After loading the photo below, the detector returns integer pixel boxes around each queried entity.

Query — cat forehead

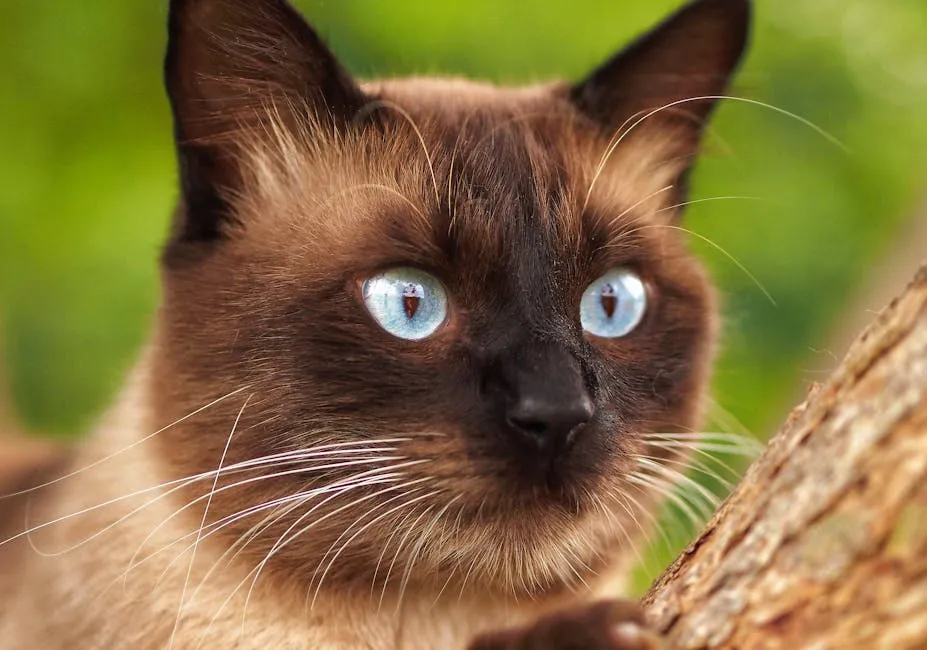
[365,76,686,200]
[230,77,685,277]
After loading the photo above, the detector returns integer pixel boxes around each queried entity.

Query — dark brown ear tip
[721,0,753,67]
[167,0,316,37]
[718,0,752,29]
[167,0,216,27]
[682,0,753,67]
[711,0,752,35]
[686,0,752,30]
[691,0,751,12]
[679,0,751,26]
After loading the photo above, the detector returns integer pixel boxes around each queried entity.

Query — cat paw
[468,599,665,650]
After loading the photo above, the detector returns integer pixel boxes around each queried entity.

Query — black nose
[491,342,595,452]
[506,393,594,449]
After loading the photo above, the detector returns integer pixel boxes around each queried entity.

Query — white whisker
[123,471,405,594]
[590,490,649,574]
[626,473,704,529]
[655,195,770,215]
[634,452,737,489]
[239,474,432,631]
[634,458,722,514]
[606,184,675,229]
[364,99,440,204]
[379,502,435,608]
[169,394,251,649]
[192,468,424,650]
[318,183,426,223]
[182,473,417,628]
[10,437,411,551]
[309,486,441,610]
[394,493,460,614]
[24,454,407,559]
[584,94,846,216]
[605,222,776,305]
[4,386,250,501]
[371,504,421,600]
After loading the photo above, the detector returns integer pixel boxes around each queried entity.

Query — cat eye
[580,268,647,339]
[362,268,448,341]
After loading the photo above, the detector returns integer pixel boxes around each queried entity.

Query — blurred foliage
[1,0,926,590]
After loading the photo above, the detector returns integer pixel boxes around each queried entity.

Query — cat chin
[399,471,647,597]
[419,509,628,599]
[414,490,633,593]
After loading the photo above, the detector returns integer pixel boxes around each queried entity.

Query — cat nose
[492,342,596,452]
[506,393,594,449]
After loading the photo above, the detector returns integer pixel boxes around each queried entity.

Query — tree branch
[643,264,927,649]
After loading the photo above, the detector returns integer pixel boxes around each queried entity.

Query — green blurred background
[2,0,926,588]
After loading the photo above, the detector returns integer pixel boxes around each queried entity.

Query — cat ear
[165,0,367,243]
[570,0,750,148]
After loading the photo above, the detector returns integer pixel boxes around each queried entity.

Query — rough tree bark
[642,264,927,650]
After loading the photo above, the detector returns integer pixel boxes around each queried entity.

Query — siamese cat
[0,0,750,647]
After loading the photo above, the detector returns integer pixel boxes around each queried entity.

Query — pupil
[402,283,423,319]
[600,284,618,318]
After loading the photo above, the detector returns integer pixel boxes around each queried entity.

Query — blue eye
[580,268,647,339]
[362,268,448,341]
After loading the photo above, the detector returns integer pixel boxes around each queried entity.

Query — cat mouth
[522,449,579,497]
[484,457,592,520]
[494,419,603,502]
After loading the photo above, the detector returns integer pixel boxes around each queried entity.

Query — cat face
[150,0,748,597]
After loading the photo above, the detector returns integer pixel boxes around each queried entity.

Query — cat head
[151,0,749,598]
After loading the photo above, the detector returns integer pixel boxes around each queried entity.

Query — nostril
[506,414,550,439]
